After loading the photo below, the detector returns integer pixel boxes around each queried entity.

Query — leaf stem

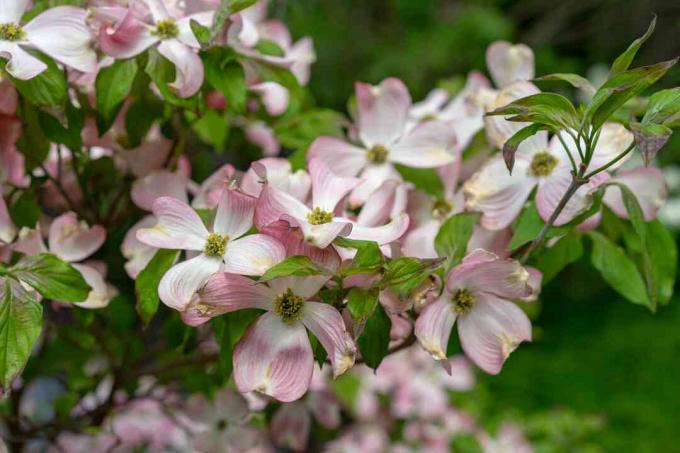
[583,142,635,179]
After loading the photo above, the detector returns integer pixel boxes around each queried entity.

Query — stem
[521,173,587,263]
[556,132,578,174]
[583,142,635,179]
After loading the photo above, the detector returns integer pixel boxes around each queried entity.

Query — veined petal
[254,184,310,230]
[604,167,667,221]
[356,179,401,227]
[245,120,280,156]
[401,220,439,260]
[446,250,531,300]
[306,137,367,177]
[14,227,47,256]
[486,41,534,88]
[270,403,311,451]
[298,219,352,249]
[309,158,360,212]
[24,6,96,73]
[250,81,289,116]
[0,197,16,244]
[96,7,157,59]
[259,221,342,272]
[457,294,531,374]
[463,156,536,230]
[267,275,330,300]
[121,215,157,279]
[289,37,315,86]
[356,78,411,147]
[157,39,203,98]
[349,163,402,207]
[195,272,274,317]
[414,296,457,363]
[587,123,634,171]
[158,254,221,311]
[0,0,28,23]
[301,301,356,377]
[214,188,257,239]
[410,88,449,120]
[536,167,609,226]
[233,312,314,402]
[48,212,106,263]
[347,212,409,245]
[131,171,188,211]
[389,120,457,168]
[71,263,117,309]
[223,234,286,276]
[137,196,209,250]
[143,0,170,22]
[0,42,47,80]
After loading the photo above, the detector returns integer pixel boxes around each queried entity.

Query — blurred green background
[272,1,680,451]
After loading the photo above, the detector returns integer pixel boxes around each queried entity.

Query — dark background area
[272,1,680,450]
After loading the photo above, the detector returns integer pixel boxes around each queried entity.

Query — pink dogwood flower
[415,249,532,374]
[465,121,632,230]
[197,273,356,401]
[15,212,115,309]
[0,0,96,79]
[307,78,458,205]
[256,158,409,249]
[136,188,285,313]
[96,0,214,97]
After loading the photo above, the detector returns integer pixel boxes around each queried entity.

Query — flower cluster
[0,0,677,449]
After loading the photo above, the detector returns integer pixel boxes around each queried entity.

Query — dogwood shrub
[0,0,676,450]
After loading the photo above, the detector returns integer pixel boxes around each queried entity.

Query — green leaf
[16,99,49,170]
[645,219,677,305]
[0,280,43,389]
[486,93,579,130]
[346,288,379,325]
[502,123,550,173]
[38,104,83,152]
[95,58,138,135]
[334,237,383,273]
[434,213,478,269]
[125,98,164,147]
[274,109,345,151]
[8,190,40,228]
[630,121,672,166]
[193,109,229,152]
[588,231,651,308]
[609,182,669,309]
[260,255,327,281]
[610,15,656,77]
[586,59,678,131]
[11,254,91,302]
[9,53,67,107]
[380,257,438,298]
[395,166,443,197]
[532,232,584,283]
[534,73,597,96]
[135,249,179,325]
[355,301,391,369]
[211,317,234,380]
[190,19,211,48]
[203,47,247,113]
[642,87,680,127]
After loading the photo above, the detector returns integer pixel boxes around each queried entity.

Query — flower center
[451,288,476,315]
[366,144,389,164]
[152,19,179,39]
[0,23,25,41]
[274,288,304,323]
[530,152,558,177]
[203,233,229,257]
[432,199,452,219]
[307,207,333,225]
